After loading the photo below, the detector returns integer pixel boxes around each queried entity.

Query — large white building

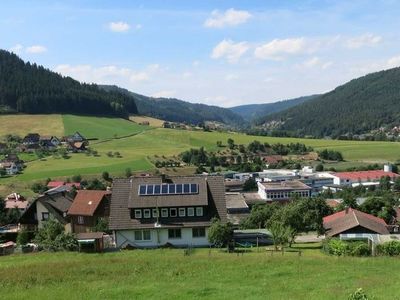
[257,180,312,202]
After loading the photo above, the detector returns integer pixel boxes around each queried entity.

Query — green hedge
[377,240,400,256]
[323,239,371,256]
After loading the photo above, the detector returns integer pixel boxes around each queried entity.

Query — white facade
[115,227,210,248]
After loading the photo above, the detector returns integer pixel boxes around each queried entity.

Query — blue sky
[1,0,400,107]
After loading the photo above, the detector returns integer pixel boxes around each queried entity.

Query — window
[176,184,183,193]
[134,209,142,219]
[41,212,49,221]
[170,208,177,217]
[135,230,151,241]
[169,184,176,194]
[152,208,159,218]
[161,208,168,218]
[179,208,186,217]
[77,216,84,224]
[196,207,203,217]
[187,207,194,217]
[192,227,206,238]
[161,184,168,194]
[143,209,151,218]
[168,229,181,239]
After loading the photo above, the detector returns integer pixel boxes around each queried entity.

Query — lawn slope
[0,114,64,136]
[0,248,396,300]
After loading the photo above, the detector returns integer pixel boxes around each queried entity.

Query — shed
[76,232,105,253]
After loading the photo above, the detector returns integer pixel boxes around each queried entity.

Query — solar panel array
[138,183,199,196]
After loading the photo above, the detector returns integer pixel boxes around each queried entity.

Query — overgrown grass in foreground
[0,246,397,300]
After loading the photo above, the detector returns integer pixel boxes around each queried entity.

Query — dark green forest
[258,67,400,137]
[101,85,246,127]
[0,50,137,117]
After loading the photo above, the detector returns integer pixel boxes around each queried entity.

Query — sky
[1,0,400,107]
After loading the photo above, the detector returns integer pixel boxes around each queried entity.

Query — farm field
[0,245,396,300]
[129,115,165,127]
[1,114,400,186]
[0,114,64,137]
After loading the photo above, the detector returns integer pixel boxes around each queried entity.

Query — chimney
[345,207,349,214]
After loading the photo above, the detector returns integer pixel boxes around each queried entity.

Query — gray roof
[109,175,227,230]
[226,193,249,210]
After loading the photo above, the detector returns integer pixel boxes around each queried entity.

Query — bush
[16,229,30,245]
[324,239,371,257]
[348,288,369,300]
[377,240,400,256]
[34,218,78,251]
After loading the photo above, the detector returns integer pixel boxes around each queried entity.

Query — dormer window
[134,209,142,219]
[170,208,177,217]
[143,209,151,218]
[187,207,194,217]
[196,207,203,217]
[179,208,186,217]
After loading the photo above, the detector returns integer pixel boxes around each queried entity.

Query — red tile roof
[5,199,28,210]
[333,170,399,181]
[68,190,110,216]
[323,208,389,237]
[326,199,341,209]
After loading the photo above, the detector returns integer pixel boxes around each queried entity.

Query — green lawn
[0,247,396,299]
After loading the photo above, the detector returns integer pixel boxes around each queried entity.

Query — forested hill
[229,95,317,122]
[101,85,247,127]
[0,50,137,117]
[257,67,400,138]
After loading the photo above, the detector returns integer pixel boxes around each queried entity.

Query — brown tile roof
[109,175,227,230]
[323,208,389,237]
[68,190,110,216]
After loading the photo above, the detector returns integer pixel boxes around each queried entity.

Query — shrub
[16,229,30,245]
[324,239,371,257]
[34,218,78,251]
[377,240,400,256]
[348,288,369,300]
[349,242,371,257]
[324,238,349,256]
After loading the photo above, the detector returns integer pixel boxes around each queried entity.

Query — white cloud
[109,21,130,32]
[254,37,309,60]
[301,57,333,69]
[182,72,192,79]
[387,55,400,68]
[346,33,382,49]
[26,45,47,54]
[9,44,23,54]
[151,90,175,98]
[211,39,249,63]
[225,74,239,81]
[54,64,155,85]
[192,60,200,67]
[204,8,252,28]
[135,24,142,30]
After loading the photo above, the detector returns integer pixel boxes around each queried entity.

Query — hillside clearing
[0,246,396,300]
[129,115,165,127]
[0,114,64,137]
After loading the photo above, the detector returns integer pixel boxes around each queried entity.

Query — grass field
[1,114,400,190]
[0,245,396,299]
[0,114,64,136]
[129,115,165,127]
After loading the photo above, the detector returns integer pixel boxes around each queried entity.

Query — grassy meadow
[0,245,397,300]
[1,114,400,190]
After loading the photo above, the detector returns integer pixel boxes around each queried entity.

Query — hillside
[230,95,317,122]
[0,50,137,117]
[101,85,247,127]
[258,67,400,138]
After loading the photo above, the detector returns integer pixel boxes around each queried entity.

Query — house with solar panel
[109,175,227,248]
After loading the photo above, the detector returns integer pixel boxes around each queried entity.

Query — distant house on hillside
[5,193,28,214]
[22,133,40,145]
[39,136,60,149]
[68,190,111,234]
[109,175,227,248]
[262,155,284,167]
[19,190,74,232]
[323,208,389,237]
[47,181,81,190]
[0,154,24,174]
[331,170,399,186]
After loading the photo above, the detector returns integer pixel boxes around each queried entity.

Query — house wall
[36,201,50,228]
[115,227,209,248]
